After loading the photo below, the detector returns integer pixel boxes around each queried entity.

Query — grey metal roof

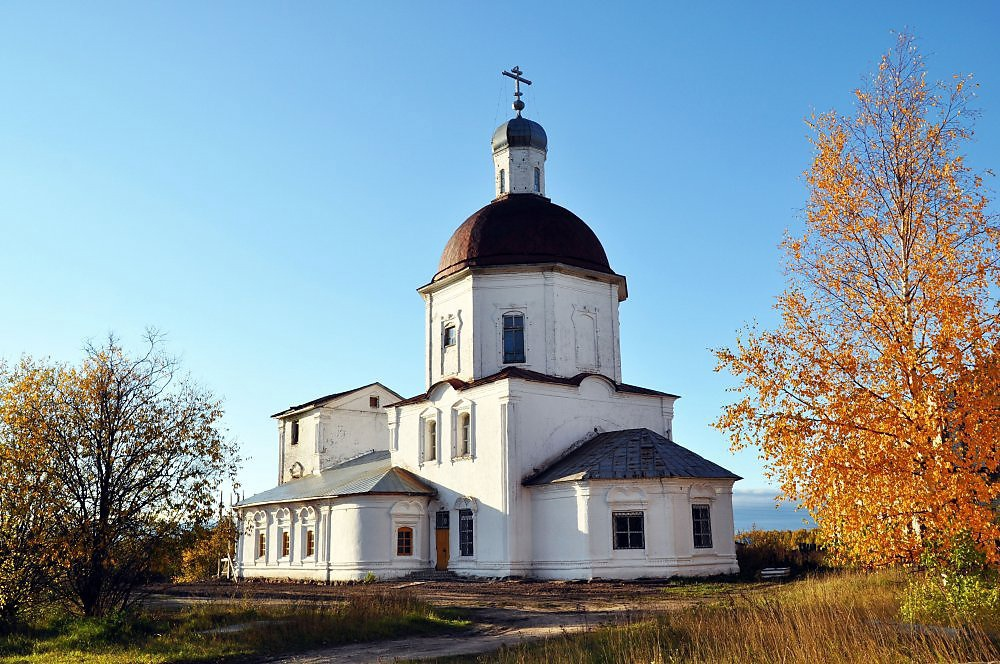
[523,428,741,486]
[237,450,435,507]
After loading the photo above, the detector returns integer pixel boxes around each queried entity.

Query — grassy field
[432,572,1000,664]
[0,589,468,663]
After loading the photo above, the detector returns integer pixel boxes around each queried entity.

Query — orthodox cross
[502,66,532,115]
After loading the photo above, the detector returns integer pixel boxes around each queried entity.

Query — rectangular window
[426,420,437,461]
[443,325,456,348]
[290,420,299,445]
[369,395,380,408]
[257,532,266,559]
[281,531,290,558]
[397,527,413,556]
[458,413,471,456]
[502,313,525,364]
[692,504,713,549]
[435,510,450,530]
[533,167,541,192]
[613,511,645,550]
[458,509,474,556]
[306,529,315,557]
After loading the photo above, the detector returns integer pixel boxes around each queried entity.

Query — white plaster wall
[276,385,395,482]
[529,480,739,580]
[388,375,686,579]
[422,269,624,386]
[390,381,516,575]
[493,146,546,197]
[423,278,475,388]
[237,495,431,582]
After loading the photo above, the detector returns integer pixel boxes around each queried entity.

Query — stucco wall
[237,495,431,582]
[276,385,396,483]
[493,146,546,197]
[422,269,624,387]
[530,479,739,580]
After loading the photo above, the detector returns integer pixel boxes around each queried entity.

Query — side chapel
[235,68,741,581]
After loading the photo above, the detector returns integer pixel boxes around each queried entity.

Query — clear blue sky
[2,3,998,522]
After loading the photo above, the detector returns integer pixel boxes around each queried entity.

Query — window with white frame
[612,511,645,550]
[396,527,413,556]
[257,532,266,559]
[502,312,525,364]
[692,504,713,549]
[458,509,474,556]
[305,529,315,557]
[425,419,437,462]
[281,530,290,558]
[458,412,471,456]
[443,325,456,348]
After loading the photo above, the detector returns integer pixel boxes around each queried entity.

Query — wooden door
[435,528,450,570]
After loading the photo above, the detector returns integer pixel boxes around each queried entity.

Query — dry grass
[472,572,1000,663]
[0,589,468,663]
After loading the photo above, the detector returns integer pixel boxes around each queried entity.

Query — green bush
[900,535,1000,627]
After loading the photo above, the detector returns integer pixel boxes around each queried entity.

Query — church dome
[434,194,614,282]
[492,116,548,152]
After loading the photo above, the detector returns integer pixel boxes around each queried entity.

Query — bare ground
[145,578,753,662]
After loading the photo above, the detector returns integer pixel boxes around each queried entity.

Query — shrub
[735,528,825,579]
[900,535,1000,627]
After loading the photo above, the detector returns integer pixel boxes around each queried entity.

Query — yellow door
[435,528,449,570]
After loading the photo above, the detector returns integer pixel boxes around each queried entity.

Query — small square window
[443,325,457,348]
[369,395,380,408]
[613,511,645,550]
[692,504,713,549]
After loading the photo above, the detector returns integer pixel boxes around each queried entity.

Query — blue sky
[2,3,998,526]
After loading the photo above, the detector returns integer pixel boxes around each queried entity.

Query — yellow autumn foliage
[715,34,999,568]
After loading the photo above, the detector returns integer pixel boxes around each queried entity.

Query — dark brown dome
[434,194,614,282]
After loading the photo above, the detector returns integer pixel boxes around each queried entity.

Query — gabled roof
[271,382,402,418]
[386,367,678,408]
[236,450,435,507]
[523,428,741,486]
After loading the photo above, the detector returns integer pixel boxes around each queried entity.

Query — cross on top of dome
[502,66,532,116]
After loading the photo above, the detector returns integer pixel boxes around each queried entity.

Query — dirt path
[261,607,626,663]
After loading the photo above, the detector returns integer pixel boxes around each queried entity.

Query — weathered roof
[386,367,678,408]
[271,382,402,418]
[237,451,435,507]
[434,194,616,282]
[523,428,741,486]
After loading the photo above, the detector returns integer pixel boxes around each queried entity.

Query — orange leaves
[714,34,999,568]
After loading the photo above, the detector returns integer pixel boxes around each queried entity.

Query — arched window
[458,412,471,456]
[533,167,540,192]
[426,420,437,461]
[397,527,413,556]
[499,169,506,194]
[502,313,525,364]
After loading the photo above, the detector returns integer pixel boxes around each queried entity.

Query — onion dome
[434,194,613,282]
[491,116,548,153]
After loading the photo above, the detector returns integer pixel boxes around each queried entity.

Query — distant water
[732,489,816,532]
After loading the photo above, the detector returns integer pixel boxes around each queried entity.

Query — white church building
[235,69,741,581]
